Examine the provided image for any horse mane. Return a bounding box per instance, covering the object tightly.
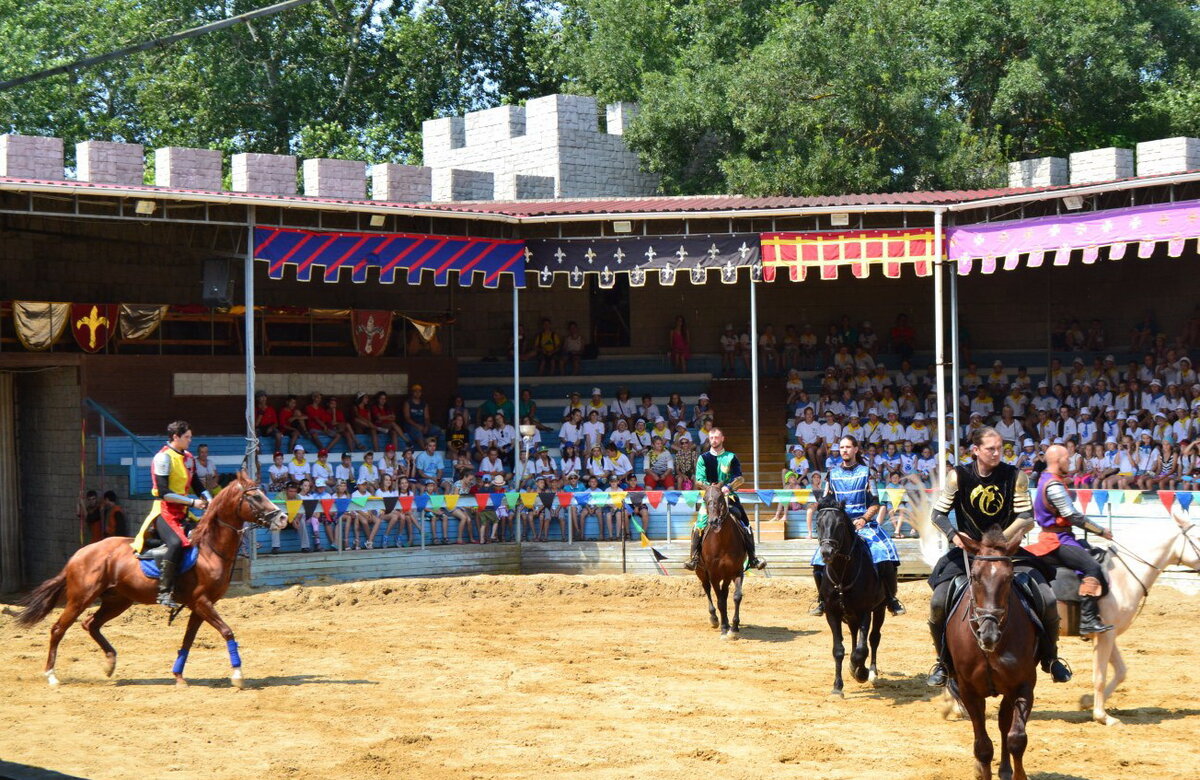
[979,525,1008,553]
[192,475,251,544]
[816,490,842,511]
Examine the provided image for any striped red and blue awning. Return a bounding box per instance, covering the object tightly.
[253,227,526,288]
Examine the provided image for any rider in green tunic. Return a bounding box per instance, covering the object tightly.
[683,428,767,571]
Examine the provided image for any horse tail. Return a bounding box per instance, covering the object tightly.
[903,473,947,568]
[13,572,67,627]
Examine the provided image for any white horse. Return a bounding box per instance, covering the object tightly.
[902,479,1200,725]
[1085,509,1200,725]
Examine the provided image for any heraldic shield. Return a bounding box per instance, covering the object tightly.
[71,304,118,353]
[351,310,392,356]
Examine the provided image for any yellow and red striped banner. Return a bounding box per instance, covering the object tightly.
[760,229,937,282]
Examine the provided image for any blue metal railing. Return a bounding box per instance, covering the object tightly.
[85,398,155,495]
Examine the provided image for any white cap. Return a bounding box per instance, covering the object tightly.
[1105,406,1115,412]
[1105,437,1117,445]
[1073,356,1085,364]
[1053,436,1064,444]
[1180,355,1192,364]
[654,416,665,423]
[1038,381,1048,388]
[1104,354,1115,362]
[1117,412,1128,420]
[293,444,305,452]
[591,387,602,395]
[1023,438,1034,447]
[868,408,880,416]
[675,421,688,429]
[491,475,506,486]
[1080,407,1092,415]
[699,393,709,400]
[1150,378,1162,386]
[1155,411,1167,419]
[970,411,982,419]
[993,360,1002,367]
[913,412,925,420]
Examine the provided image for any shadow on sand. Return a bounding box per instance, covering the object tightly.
[736,624,819,642]
[113,674,378,689]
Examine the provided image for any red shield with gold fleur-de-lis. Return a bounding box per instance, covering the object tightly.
[351,310,392,356]
[70,304,118,353]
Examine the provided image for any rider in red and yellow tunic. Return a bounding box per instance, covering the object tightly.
[131,421,207,608]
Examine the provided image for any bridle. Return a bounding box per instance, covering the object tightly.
[966,553,1014,649]
[704,487,729,532]
[817,505,864,601]
[204,485,284,565]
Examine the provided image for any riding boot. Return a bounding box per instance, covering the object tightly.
[883,561,906,616]
[156,559,182,610]
[1079,595,1114,636]
[926,581,952,687]
[809,567,825,616]
[1037,592,1073,683]
[742,524,766,570]
[683,528,703,571]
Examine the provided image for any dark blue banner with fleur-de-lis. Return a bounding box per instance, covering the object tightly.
[525,234,761,288]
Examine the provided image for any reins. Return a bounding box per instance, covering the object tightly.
[1107,522,1200,618]
[818,507,866,604]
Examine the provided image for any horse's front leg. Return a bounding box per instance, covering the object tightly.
[716,581,731,638]
[729,575,743,638]
[172,612,204,687]
[189,597,245,689]
[962,690,994,780]
[1007,687,1032,780]
[700,575,718,628]
[997,694,1014,780]
[867,604,885,682]
[1089,630,1122,725]
[850,611,871,683]
[826,610,846,697]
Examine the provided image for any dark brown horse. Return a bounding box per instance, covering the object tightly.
[813,495,887,696]
[946,528,1037,780]
[13,474,284,687]
[694,485,747,639]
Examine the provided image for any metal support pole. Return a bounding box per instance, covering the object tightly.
[933,210,948,490]
[244,205,258,482]
[949,237,961,465]
[750,274,760,491]
[512,283,522,549]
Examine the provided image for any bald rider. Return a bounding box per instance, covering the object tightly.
[1024,444,1114,636]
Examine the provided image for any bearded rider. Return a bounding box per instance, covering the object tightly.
[809,434,906,618]
[1023,443,1114,636]
[683,427,767,572]
[925,427,1072,687]
[130,420,208,609]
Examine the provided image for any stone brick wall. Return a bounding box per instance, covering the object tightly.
[421,94,660,202]
[1069,147,1135,185]
[15,366,83,586]
[1135,137,1200,177]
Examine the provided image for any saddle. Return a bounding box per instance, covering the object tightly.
[944,572,1044,636]
[1050,547,1109,604]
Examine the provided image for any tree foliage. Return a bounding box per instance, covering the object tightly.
[1,0,1198,194]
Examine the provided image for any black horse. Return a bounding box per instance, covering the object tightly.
[813,494,888,696]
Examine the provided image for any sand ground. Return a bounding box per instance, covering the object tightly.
[1,576,1198,780]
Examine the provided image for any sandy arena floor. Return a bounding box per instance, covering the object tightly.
[1,575,1198,779]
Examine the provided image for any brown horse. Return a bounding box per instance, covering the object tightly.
[13,474,284,687]
[694,485,747,639]
[946,528,1037,780]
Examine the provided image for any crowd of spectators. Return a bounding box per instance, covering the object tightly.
[779,319,1199,491]
[250,378,719,553]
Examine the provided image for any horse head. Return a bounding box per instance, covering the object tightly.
[1172,509,1200,572]
[815,494,853,562]
[961,526,1023,653]
[703,484,729,529]
[216,471,287,531]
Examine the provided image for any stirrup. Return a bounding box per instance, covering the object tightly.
[748,557,767,570]
[1042,657,1073,683]
[888,598,907,616]
[926,662,950,687]
[808,601,825,617]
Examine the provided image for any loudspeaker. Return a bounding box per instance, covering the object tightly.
[201,258,233,307]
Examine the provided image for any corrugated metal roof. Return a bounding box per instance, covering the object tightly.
[2,169,1197,220]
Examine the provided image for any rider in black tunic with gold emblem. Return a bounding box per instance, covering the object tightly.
[925,427,1072,687]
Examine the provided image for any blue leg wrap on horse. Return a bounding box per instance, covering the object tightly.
[172,649,189,676]
[227,639,242,668]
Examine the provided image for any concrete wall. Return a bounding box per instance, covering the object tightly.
[16,367,82,586]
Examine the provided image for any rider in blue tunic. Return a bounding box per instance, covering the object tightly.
[810,434,905,618]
